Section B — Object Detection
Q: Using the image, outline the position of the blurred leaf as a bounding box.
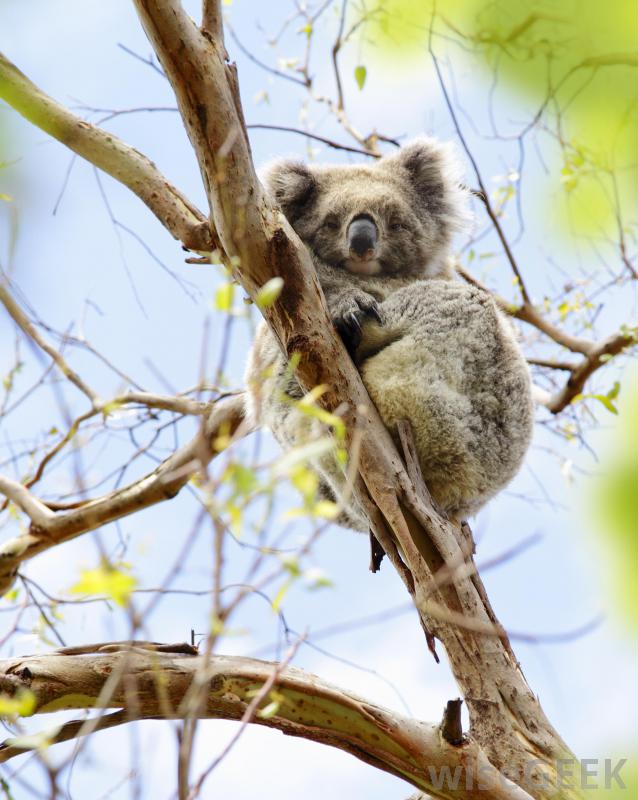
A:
[223,463,258,498]
[592,376,638,634]
[272,576,295,611]
[0,690,36,718]
[215,281,234,312]
[69,561,137,607]
[3,727,61,752]
[272,437,336,476]
[303,566,333,590]
[573,394,618,415]
[354,65,367,90]
[371,0,638,235]
[257,699,281,719]
[255,277,284,309]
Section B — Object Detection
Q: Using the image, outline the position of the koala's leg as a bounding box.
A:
[360,332,481,519]
[358,280,533,519]
[355,319,405,363]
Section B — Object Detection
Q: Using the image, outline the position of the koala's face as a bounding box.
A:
[263,138,468,278]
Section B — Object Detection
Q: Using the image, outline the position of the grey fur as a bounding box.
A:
[245,138,534,528]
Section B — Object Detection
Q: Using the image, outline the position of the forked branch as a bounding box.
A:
[0,394,247,594]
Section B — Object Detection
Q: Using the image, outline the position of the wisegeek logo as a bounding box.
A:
[425,758,628,792]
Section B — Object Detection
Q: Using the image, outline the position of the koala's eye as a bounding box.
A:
[322,216,340,230]
[390,221,406,232]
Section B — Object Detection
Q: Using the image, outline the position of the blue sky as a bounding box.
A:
[0,1,636,798]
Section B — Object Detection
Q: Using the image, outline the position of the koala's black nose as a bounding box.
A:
[347,215,377,258]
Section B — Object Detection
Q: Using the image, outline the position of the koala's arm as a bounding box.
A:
[314,261,400,351]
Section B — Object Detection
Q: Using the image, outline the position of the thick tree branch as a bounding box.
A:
[0,51,214,251]
[0,643,534,800]
[0,394,247,594]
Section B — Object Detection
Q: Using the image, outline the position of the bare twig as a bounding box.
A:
[0,276,100,406]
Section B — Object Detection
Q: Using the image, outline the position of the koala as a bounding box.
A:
[244,138,534,528]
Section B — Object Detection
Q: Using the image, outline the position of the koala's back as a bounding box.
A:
[359,280,534,519]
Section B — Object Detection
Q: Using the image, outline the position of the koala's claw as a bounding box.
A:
[329,292,383,353]
[346,312,362,335]
[369,304,383,325]
[335,312,363,352]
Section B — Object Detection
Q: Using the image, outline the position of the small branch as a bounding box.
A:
[0,277,100,406]
[332,0,348,112]
[544,331,635,413]
[456,266,634,411]
[0,476,54,529]
[0,394,248,594]
[247,124,379,157]
[226,25,307,87]
[0,709,136,761]
[428,30,531,303]
[527,358,578,372]
[104,390,213,416]
[0,51,214,251]
[441,699,464,746]
[201,0,224,43]
[514,303,594,356]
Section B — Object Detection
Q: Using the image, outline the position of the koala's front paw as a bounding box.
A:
[329,291,383,353]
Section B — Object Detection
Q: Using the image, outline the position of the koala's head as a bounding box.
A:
[263,138,469,278]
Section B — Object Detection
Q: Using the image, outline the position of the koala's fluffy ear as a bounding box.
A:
[382,137,470,231]
[261,160,318,224]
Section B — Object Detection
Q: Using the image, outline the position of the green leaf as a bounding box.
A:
[303,566,333,590]
[354,65,367,90]
[0,690,36,718]
[591,376,638,636]
[3,727,61,752]
[608,380,621,400]
[572,392,618,414]
[255,277,284,309]
[272,576,295,611]
[257,699,281,719]
[215,281,235,312]
[223,463,258,497]
[290,464,318,500]
[69,561,137,607]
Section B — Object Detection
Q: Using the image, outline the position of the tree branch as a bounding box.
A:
[456,266,636,412]
[0,643,534,800]
[201,0,224,43]
[0,275,100,405]
[0,394,247,594]
[544,330,635,413]
[0,51,214,251]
